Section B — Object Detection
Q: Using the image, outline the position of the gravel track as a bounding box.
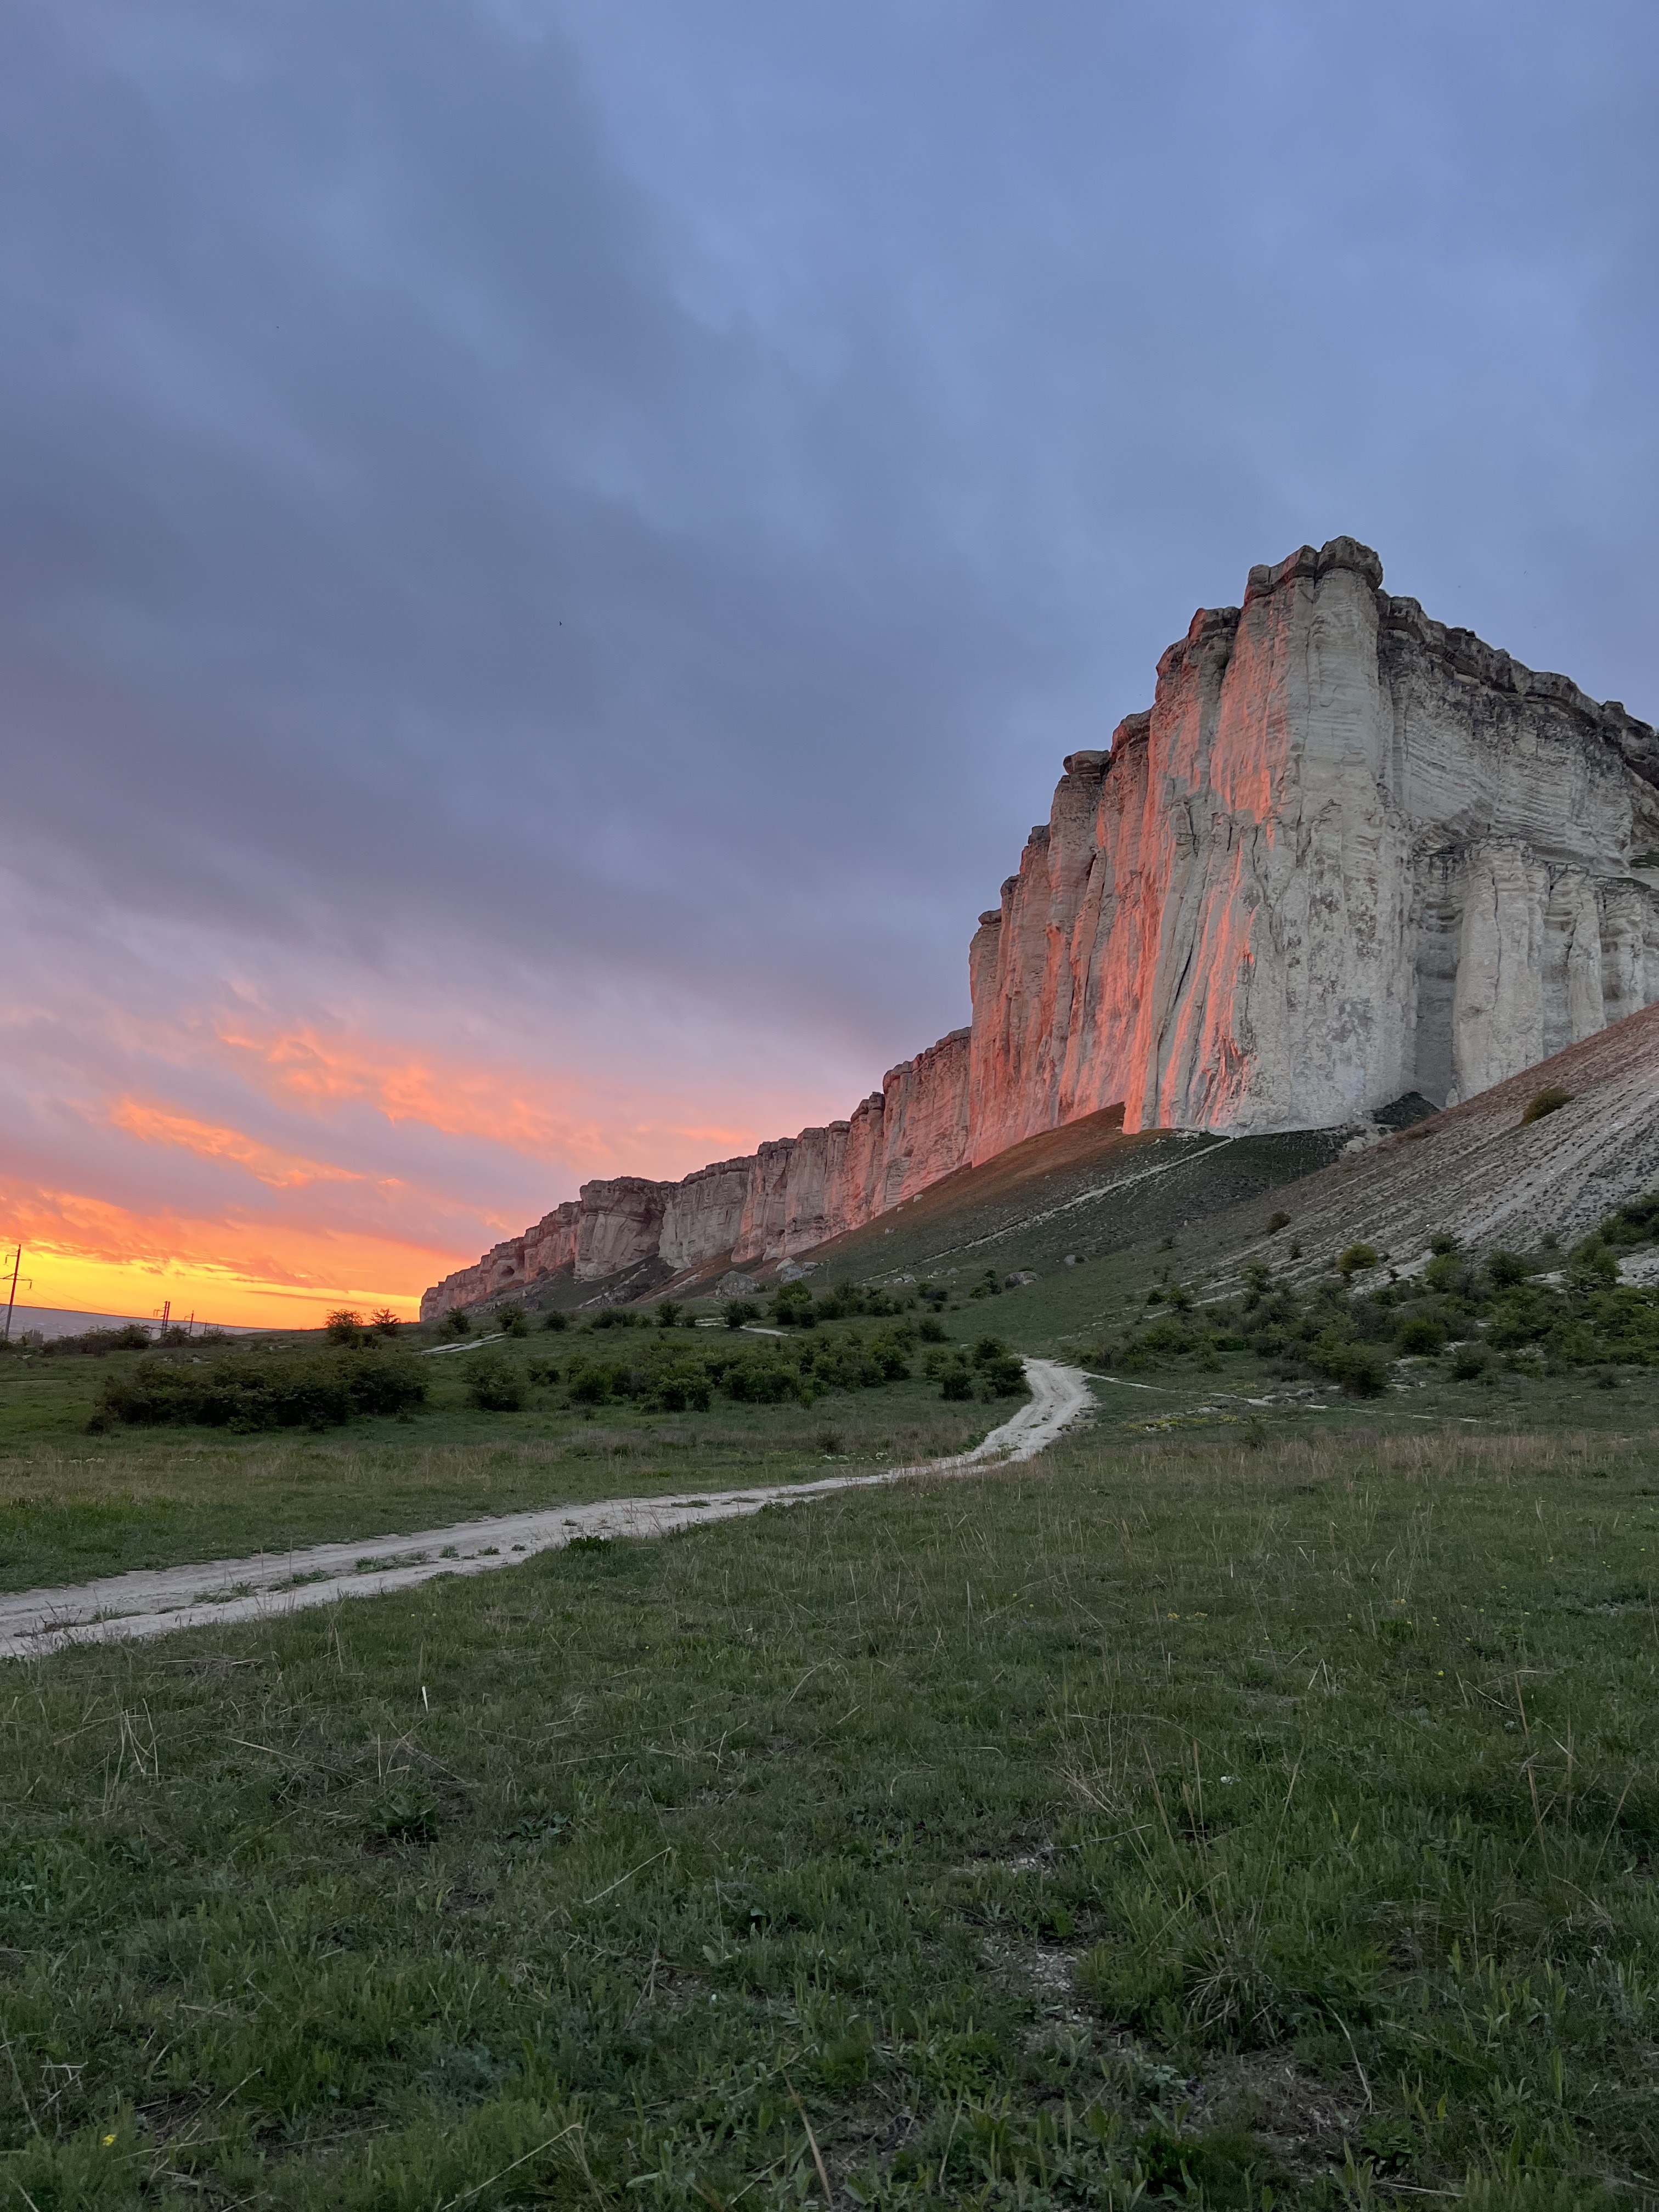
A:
[0,1359,1092,1662]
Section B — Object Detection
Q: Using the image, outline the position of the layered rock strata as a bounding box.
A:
[420,1031,973,1317]
[967,537,1659,1154]
[422,538,1659,1319]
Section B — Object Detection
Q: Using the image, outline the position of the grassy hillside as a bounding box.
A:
[5,1421,1659,2206]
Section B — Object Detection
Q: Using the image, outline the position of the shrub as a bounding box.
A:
[1450,1345,1490,1381]
[917,1315,947,1343]
[725,1300,761,1330]
[442,1309,471,1338]
[1429,1232,1459,1256]
[1424,1251,1472,1296]
[1568,1238,1619,1290]
[497,1305,529,1338]
[466,1355,524,1410]
[656,1301,682,1329]
[1337,1243,1380,1278]
[324,1308,365,1345]
[982,1352,1028,1396]
[566,1362,612,1406]
[1521,1086,1573,1125]
[371,1308,401,1335]
[1396,1313,1447,1356]
[939,1365,974,1401]
[1486,1250,1528,1289]
[43,1324,152,1356]
[1267,1210,1291,1232]
[98,1352,426,1432]
[725,1359,798,1405]
[650,1362,711,1412]
[348,1356,430,1418]
[543,1311,569,1333]
[1310,1339,1391,1397]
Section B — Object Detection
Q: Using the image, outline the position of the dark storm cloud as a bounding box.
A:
[2,0,1657,1308]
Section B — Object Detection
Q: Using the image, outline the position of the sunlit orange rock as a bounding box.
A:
[421,537,1659,1319]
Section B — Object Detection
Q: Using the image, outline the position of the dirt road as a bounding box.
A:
[0,1359,1093,1661]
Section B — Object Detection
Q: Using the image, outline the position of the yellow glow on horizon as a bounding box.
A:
[0,1196,471,1331]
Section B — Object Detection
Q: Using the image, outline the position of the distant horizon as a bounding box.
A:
[3,1302,264,1342]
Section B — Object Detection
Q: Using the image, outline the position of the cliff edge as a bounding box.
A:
[423,538,1659,1319]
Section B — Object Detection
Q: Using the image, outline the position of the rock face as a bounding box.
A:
[967,537,1659,1152]
[421,538,1659,1319]
[419,1030,973,1318]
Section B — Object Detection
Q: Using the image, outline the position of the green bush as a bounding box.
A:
[1449,1344,1490,1381]
[1521,1085,1573,1125]
[1486,1250,1529,1288]
[724,1359,799,1406]
[442,1309,471,1338]
[1310,1338,1391,1397]
[324,1308,365,1345]
[43,1324,153,1356]
[98,1352,427,1432]
[1396,1313,1447,1355]
[497,1305,529,1338]
[1424,1250,1472,1295]
[566,1361,612,1406]
[724,1300,761,1330]
[543,1310,569,1333]
[650,1362,711,1412]
[939,1365,974,1401]
[465,1354,525,1412]
[1337,1242,1380,1278]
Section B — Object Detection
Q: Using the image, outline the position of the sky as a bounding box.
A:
[2,1,1656,1327]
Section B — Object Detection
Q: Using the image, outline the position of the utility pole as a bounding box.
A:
[3,1246,19,1344]
[154,1300,171,1340]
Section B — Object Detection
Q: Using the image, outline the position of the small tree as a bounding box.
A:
[656,1301,682,1330]
[1337,1243,1379,1279]
[324,1308,364,1345]
[443,1308,471,1338]
[370,1308,400,1336]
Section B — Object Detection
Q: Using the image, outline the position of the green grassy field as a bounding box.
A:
[5,1419,1659,2207]
[0,1322,995,1593]
[7,1178,1659,2204]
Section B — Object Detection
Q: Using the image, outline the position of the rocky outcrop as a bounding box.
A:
[419,1028,974,1318]
[422,538,1659,1319]
[967,537,1659,1149]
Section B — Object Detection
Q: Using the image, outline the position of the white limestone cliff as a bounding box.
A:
[421,538,1659,1319]
[967,537,1659,1148]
